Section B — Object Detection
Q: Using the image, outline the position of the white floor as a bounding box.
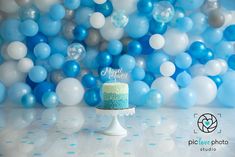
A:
[0,104,235,157]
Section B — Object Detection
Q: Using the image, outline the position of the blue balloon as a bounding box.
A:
[49,4,65,21]
[218,81,235,108]
[189,12,207,34]
[176,17,193,32]
[64,0,81,10]
[34,43,51,59]
[118,54,136,72]
[131,67,145,80]
[199,48,214,64]
[137,0,153,14]
[222,71,235,82]
[149,19,167,34]
[203,28,223,44]
[145,89,163,108]
[146,52,169,74]
[214,41,234,58]
[224,25,235,41]
[8,82,31,104]
[0,82,6,104]
[82,73,97,88]
[188,41,207,59]
[73,25,88,41]
[84,88,101,106]
[42,91,59,108]
[21,93,36,108]
[177,0,205,10]
[95,0,113,17]
[0,19,25,42]
[176,71,192,87]
[49,53,65,70]
[220,0,235,10]
[33,81,55,103]
[209,76,223,87]
[127,40,142,56]
[143,72,155,86]
[125,14,149,38]
[129,81,150,106]
[138,35,154,55]
[97,51,112,67]
[29,66,48,83]
[175,52,192,69]
[50,37,68,55]
[228,54,235,70]
[19,20,39,37]
[175,88,197,108]
[62,60,80,77]
[81,0,95,7]
[74,7,93,28]
[108,40,123,55]
[26,32,48,50]
[38,15,61,36]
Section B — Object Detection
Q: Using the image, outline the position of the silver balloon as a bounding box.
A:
[15,0,32,6]
[62,21,75,40]
[208,9,225,28]
[50,70,65,84]
[85,29,101,47]
[0,11,6,23]
[19,5,40,20]
[121,37,131,52]
[99,41,108,51]
[64,9,74,19]
[135,56,146,69]
[201,0,219,15]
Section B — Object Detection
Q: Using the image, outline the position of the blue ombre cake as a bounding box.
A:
[102,82,129,109]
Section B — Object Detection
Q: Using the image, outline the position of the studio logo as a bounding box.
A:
[197,113,218,133]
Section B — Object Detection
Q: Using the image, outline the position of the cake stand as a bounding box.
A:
[96,106,135,136]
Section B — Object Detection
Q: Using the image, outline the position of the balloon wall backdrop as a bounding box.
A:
[0,0,235,109]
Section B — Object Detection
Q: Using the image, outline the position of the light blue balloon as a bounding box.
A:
[21,93,36,108]
[189,12,207,35]
[38,15,61,36]
[176,71,192,87]
[64,0,80,10]
[176,17,193,32]
[50,36,68,55]
[217,81,235,108]
[145,89,163,108]
[175,88,197,109]
[118,54,136,72]
[129,81,150,106]
[107,40,123,55]
[0,82,6,104]
[175,52,192,69]
[49,4,65,21]
[49,53,65,70]
[221,71,235,82]
[19,19,39,37]
[214,41,234,58]
[220,0,235,10]
[146,52,169,74]
[82,49,99,70]
[131,67,145,81]
[178,0,205,10]
[8,82,31,104]
[125,14,149,38]
[29,66,48,83]
[203,28,223,44]
[42,91,59,108]
[34,43,51,59]
[74,7,93,28]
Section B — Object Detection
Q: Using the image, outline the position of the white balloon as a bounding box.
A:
[189,76,217,105]
[151,77,179,105]
[100,17,124,40]
[217,59,228,74]
[205,60,222,76]
[7,41,27,60]
[190,64,206,77]
[93,0,107,4]
[112,0,137,14]
[149,34,165,50]
[56,78,84,106]
[0,0,19,13]
[0,61,25,87]
[90,12,105,29]
[17,58,34,73]
[163,29,189,56]
[160,61,176,77]
[34,0,59,11]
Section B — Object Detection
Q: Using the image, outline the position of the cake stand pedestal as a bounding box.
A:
[96,106,135,136]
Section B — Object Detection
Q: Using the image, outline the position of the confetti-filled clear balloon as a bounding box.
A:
[67,43,86,61]
[111,11,129,28]
[153,1,175,23]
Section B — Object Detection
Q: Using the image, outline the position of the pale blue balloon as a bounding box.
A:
[178,0,205,10]
[203,28,223,44]
[175,88,197,109]
[145,89,163,108]
[8,82,31,104]
[0,82,6,104]
[218,81,235,108]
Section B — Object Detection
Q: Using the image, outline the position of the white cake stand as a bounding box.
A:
[96,106,135,136]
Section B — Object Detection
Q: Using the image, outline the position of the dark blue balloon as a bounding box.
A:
[138,35,154,55]
[199,48,214,64]
[97,51,112,67]
[149,19,167,34]
[110,55,120,69]
[143,72,155,86]
[209,76,223,87]
[82,73,97,88]
[228,54,235,70]
[26,32,48,50]
[95,0,113,17]
[63,60,80,77]
[188,41,207,59]
[73,25,88,41]
[26,76,38,89]
[137,0,153,14]
[84,88,101,106]
[224,25,235,41]
[33,81,55,103]
[127,40,142,56]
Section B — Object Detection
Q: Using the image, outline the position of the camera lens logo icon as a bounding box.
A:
[197,113,218,133]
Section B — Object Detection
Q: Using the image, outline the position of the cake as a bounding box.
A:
[102,82,129,109]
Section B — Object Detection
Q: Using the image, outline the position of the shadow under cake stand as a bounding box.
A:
[96,105,135,136]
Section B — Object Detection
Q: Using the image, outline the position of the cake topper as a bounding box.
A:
[100,67,128,81]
